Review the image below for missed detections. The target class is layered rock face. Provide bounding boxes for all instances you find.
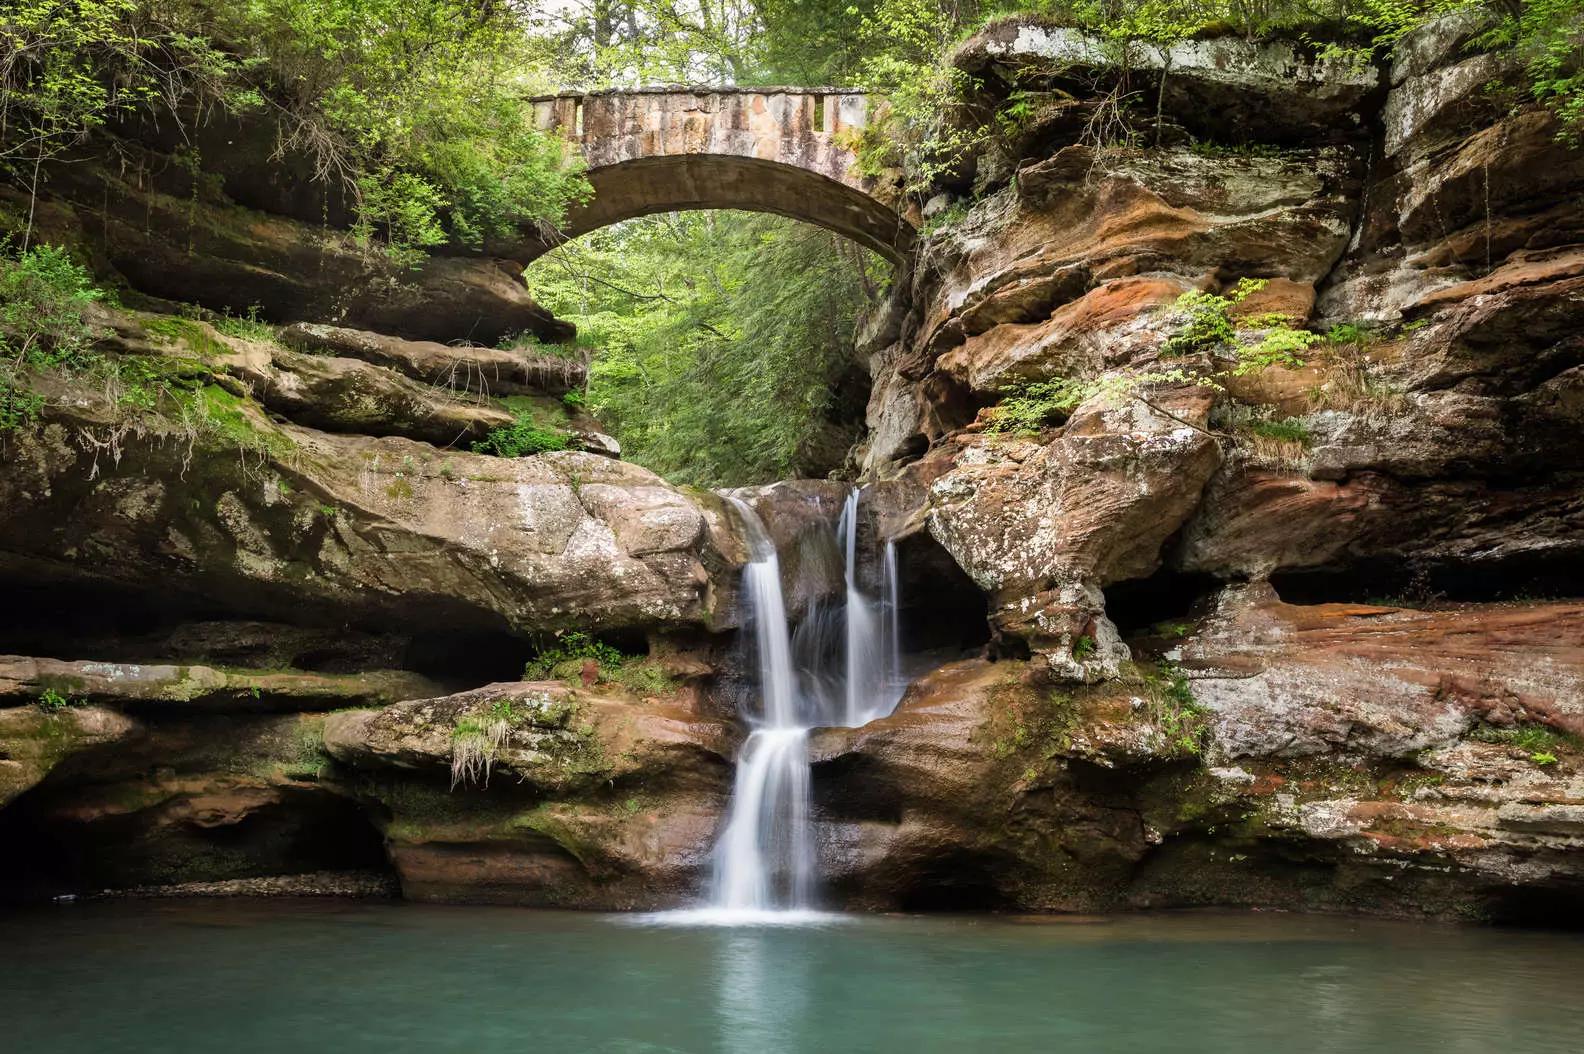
[2,14,1582,923]
[811,587,1584,918]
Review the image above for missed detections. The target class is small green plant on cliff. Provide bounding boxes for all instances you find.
[1161,278,1321,375]
[1145,660,1208,754]
[211,305,277,344]
[1245,417,1311,445]
[524,632,624,681]
[523,632,678,696]
[450,700,527,789]
[471,412,569,458]
[0,244,104,432]
[1160,283,1251,358]
[35,688,75,713]
[1532,751,1559,767]
[1469,723,1582,759]
[1236,326,1323,376]
[984,377,1087,435]
[1073,635,1097,660]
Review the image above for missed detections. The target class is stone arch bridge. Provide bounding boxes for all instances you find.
[524,88,915,264]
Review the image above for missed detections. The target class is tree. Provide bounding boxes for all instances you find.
[526,211,888,485]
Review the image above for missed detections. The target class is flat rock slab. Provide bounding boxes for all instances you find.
[0,656,442,711]
[281,323,587,396]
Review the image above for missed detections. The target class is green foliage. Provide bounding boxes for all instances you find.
[1245,416,1311,444]
[0,244,103,432]
[1162,278,1268,355]
[1162,289,1240,357]
[919,198,974,236]
[1532,751,1559,766]
[561,388,587,412]
[471,414,570,458]
[984,376,1087,434]
[1188,141,1292,159]
[1326,321,1375,348]
[0,244,102,364]
[522,632,678,696]
[1469,723,1583,756]
[210,305,278,343]
[1072,634,1096,660]
[36,688,74,713]
[1145,659,1208,754]
[1235,325,1323,376]
[2,1,590,263]
[527,211,885,487]
[0,1,240,203]
[524,632,625,681]
[613,660,678,697]
[1481,0,1584,143]
[1159,278,1321,374]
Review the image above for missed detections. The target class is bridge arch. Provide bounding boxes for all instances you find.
[524,88,916,264]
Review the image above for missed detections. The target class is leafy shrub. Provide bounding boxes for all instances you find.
[471,414,569,458]
[2,1,590,266]
[523,632,624,681]
[561,388,587,412]
[1161,288,1241,358]
[1234,325,1322,376]
[0,244,102,365]
[35,688,75,713]
[523,632,678,696]
[1326,322,1374,348]
[985,377,1086,435]
[0,245,104,433]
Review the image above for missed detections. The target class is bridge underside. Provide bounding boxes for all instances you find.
[513,155,916,265]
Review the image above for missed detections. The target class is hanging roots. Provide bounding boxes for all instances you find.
[450,710,513,789]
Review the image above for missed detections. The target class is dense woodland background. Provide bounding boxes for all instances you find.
[3,0,1581,483]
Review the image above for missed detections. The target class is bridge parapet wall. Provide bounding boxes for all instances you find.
[531,89,874,191]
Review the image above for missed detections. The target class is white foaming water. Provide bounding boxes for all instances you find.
[838,491,905,726]
[710,499,813,913]
[730,497,796,729]
[690,492,907,922]
[882,538,903,709]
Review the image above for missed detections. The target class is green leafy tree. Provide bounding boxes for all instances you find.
[527,211,886,486]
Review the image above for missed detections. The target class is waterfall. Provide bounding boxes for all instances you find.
[699,491,906,919]
[882,538,902,704]
[710,499,815,913]
[838,490,905,727]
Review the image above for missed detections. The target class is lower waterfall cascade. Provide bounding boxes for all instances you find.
[703,491,903,917]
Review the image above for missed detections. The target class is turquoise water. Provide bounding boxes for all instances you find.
[2,901,1580,1053]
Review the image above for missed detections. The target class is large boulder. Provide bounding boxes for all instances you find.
[924,384,1220,674]
[0,380,725,634]
[324,681,737,907]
